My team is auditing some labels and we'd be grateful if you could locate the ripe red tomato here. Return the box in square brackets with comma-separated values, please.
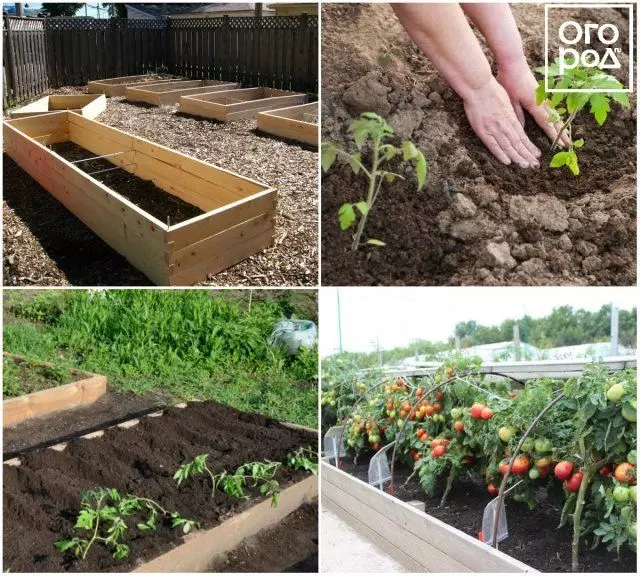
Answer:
[565, 472, 584, 493]
[538, 466, 550, 479]
[425, 405, 435, 416]
[487, 483, 499, 495]
[508, 391, 517, 398]
[470, 403, 484, 419]
[599, 465, 611, 477]
[554, 461, 574, 481]
[433, 403, 442, 412]
[373, 443, 381, 451]
[421, 434, 429, 443]
[442, 439, 451, 446]
[499, 459, 510, 475]
[431, 445, 446, 458]
[481, 407, 494, 420]
[413, 452, 421, 462]
[615, 462, 636, 485]
[436, 392, 443, 400]
[416, 387, 424, 398]
[454, 421, 464, 433]
[511, 455, 530, 475]
[416, 429, 425, 438]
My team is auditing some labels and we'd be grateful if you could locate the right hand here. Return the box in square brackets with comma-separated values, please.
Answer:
[462, 77, 541, 168]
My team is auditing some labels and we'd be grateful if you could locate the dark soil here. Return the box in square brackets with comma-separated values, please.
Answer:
[341, 455, 636, 573]
[50, 142, 203, 225]
[207, 501, 318, 572]
[3, 401, 317, 573]
[2, 356, 85, 397]
[3, 391, 168, 454]
[321, 3, 636, 286]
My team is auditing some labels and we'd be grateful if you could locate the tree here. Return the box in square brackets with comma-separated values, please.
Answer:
[102, 3, 127, 18]
[41, 3, 84, 17]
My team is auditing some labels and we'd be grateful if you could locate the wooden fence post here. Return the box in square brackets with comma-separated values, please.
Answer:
[164, 17, 173, 74]
[4, 15, 19, 103]
[221, 15, 230, 82]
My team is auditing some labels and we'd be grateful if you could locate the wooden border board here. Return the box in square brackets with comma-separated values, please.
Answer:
[87, 75, 182, 97]
[257, 102, 318, 146]
[3, 111, 277, 285]
[125, 80, 241, 106]
[322, 462, 538, 573]
[9, 94, 107, 119]
[179, 87, 308, 121]
[3, 353, 107, 427]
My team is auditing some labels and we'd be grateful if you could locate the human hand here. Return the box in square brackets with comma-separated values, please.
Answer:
[463, 77, 541, 168]
[497, 56, 571, 146]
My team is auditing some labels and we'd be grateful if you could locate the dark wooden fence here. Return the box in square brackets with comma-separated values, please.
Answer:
[3, 14, 318, 108]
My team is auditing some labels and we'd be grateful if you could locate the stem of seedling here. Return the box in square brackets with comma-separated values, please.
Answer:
[440, 467, 456, 507]
[351, 135, 381, 252]
[551, 109, 577, 153]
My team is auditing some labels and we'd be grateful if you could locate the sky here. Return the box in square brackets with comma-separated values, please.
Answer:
[7, 3, 106, 18]
[319, 287, 638, 357]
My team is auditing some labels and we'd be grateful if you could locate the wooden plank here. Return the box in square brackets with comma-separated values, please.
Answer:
[165, 188, 275, 251]
[322, 463, 537, 573]
[134, 475, 317, 573]
[257, 103, 318, 146]
[167, 211, 274, 270]
[169, 226, 274, 286]
[10, 94, 106, 119]
[87, 76, 178, 97]
[125, 81, 240, 106]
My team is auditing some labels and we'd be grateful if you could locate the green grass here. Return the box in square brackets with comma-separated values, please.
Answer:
[3, 356, 78, 398]
[3, 290, 318, 427]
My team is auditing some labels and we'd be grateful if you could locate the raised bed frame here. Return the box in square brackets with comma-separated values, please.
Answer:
[2, 353, 106, 427]
[125, 80, 241, 106]
[9, 94, 106, 119]
[87, 75, 181, 97]
[257, 102, 318, 146]
[3, 112, 277, 285]
[179, 87, 308, 121]
[322, 462, 536, 573]
[4, 404, 318, 572]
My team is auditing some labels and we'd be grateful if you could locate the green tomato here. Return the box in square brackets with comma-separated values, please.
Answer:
[498, 426, 515, 442]
[534, 438, 553, 453]
[629, 522, 636, 540]
[450, 407, 463, 420]
[521, 438, 535, 452]
[329, 400, 336, 407]
[622, 402, 637, 423]
[369, 400, 376, 407]
[613, 486, 630, 503]
[629, 486, 637, 504]
[607, 383, 625, 403]
[628, 450, 637, 465]
[529, 468, 540, 480]
[389, 410, 396, 419]
[513, 493, 525, 502]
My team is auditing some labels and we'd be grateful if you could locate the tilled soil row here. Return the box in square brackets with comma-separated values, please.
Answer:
[3, 401, 317, 572]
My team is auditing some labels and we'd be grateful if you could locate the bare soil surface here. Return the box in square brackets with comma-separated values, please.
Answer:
[341, 455, 636, 573]
[3, 401, 317, 572]
[207, 501, 318, 572]
[321, 3, 636, 286]
[3, 391, 168, 454]
[3, 86, 318, 287]
[50, 142, 204, 225]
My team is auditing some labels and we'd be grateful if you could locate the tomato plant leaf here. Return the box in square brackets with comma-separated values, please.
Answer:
[320, 143, 338, 173]
[367, 239, 386, 247]
[355, 201, 369, 216]
[589, 93, 610, 126]
[338, 203, 356, 230]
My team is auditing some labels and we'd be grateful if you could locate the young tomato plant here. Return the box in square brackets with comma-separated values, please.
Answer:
[174, 455, 282, 507]
[54, 488, 198, 561]
[285, 446, 318, 475]
[321, 112, 427, 250]
[536, 59, 629, 175]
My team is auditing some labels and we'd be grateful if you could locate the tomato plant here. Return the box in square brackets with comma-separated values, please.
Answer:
[325, 359, 636, 569]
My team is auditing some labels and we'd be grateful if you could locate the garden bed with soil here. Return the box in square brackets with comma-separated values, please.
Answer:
[125, 80, 240, 106]
[87, 75, 182, 97]
[3, 87, 318, 287]
[3, 400, 317, 573]
[338, 454, 635, 572]
[9, 94, 106, 119]
[321, 3, 636, 286]
[207, 501, 318, 572]
[257, 102, 319, 146]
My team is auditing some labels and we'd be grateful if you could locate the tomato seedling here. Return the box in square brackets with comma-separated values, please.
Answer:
[174, 455, 282, 507]
[536, 59, 629, 176]
[54, 487, 198, 560]
[285, 446, 318, 475]
[321, 112, 427, 250]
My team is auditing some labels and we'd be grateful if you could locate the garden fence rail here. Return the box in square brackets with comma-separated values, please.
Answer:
[3, 14, 318, 108]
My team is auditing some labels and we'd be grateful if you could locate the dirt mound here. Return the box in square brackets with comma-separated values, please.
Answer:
[3, 401, 316, 572]
[321, 3, 636, 286]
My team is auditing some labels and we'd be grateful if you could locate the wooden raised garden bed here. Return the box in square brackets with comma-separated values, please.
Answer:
[257, 102, 318, 146]
[3, 401, 318, 572]
[322, 462, 536, 573]
[9, 94, 106, 119]
[3, 112, 277, 285]
[2, 353, 106, 427]
[87, 75, 181, 97]
[179, 87, 308, 121]
[125, 80, 241, 106]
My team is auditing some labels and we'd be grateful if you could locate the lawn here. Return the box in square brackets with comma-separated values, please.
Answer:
[2, 289, 318, 427]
